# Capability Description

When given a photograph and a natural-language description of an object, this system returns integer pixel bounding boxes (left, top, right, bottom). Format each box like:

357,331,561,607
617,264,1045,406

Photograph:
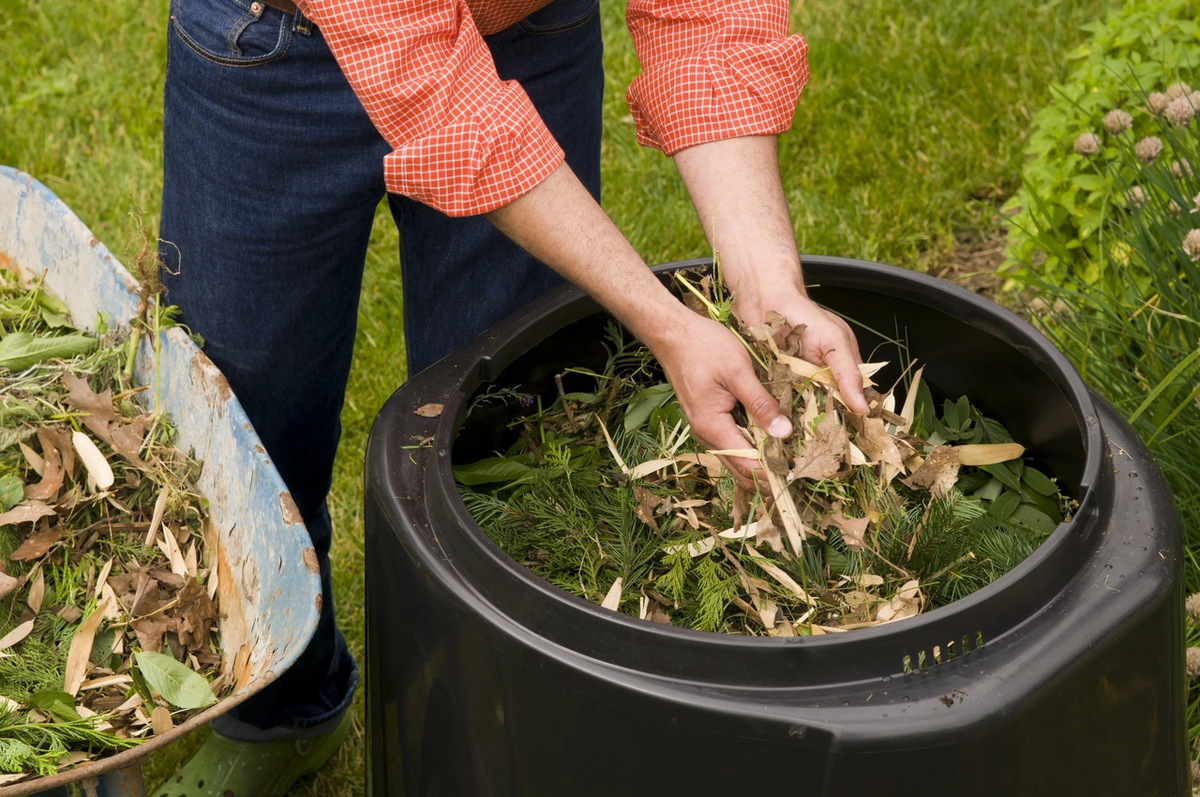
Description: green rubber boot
153,710,351,797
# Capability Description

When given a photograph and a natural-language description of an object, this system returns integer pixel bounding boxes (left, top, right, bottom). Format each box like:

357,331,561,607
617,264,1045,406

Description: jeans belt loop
257,0,313,35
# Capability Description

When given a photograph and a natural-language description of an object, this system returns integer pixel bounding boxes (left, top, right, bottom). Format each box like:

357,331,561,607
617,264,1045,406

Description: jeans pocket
171,0,292,66
518,0,599,34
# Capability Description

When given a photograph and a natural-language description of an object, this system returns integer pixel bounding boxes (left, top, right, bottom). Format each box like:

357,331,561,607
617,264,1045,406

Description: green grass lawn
0,0,1112,793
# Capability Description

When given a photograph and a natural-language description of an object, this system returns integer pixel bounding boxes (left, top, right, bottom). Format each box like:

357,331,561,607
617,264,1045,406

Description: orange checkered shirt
297,0,808,216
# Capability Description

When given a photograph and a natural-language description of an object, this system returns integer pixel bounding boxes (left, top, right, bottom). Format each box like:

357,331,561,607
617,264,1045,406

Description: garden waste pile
0,270,224,783
458,270,1074,641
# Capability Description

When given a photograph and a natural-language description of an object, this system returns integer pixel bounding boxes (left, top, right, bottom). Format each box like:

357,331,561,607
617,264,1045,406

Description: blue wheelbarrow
0,167,322,796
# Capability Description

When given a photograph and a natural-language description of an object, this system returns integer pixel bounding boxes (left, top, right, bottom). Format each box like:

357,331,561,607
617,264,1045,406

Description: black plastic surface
364,257,1186,796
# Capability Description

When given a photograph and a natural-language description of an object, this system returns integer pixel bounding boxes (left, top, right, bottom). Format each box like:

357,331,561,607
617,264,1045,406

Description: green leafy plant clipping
0,331,95,372
134,651,217,710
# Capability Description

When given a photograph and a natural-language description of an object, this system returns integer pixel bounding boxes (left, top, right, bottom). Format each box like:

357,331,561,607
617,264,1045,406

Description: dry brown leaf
108,414,149,465
0,500,57,529
80,674,133,691
0,619,35,651
953,443,1026,466
821,512,871,551
600,577,623,611
664,521,759,557
174,578,218,651
766,359,793,418
767,618,797,637
73,431,114,492
875,580,923,624
62,373,148,467
0,572,17,601
902,445,961,498
746,546,814,605
754,514,785,554
41,424,76,482
18,441,44,476
628,458,674,480
744,310,790,344
185,540,198,578
791,413,849,481
27,566,44,614
64,596,111,696
151,705,174,737
414,402,444,418
159,525,188,578
92,559,114,604
132,616,172,653
761,436,790,476
853,416,907,472
754,597,780,629
596,416,629,476
144,486,170,547
24,428,65,501
9,523,62,560
631,486,662,534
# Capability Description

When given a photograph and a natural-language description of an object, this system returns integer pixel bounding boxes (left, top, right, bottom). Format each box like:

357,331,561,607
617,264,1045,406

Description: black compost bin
364,257,1186,797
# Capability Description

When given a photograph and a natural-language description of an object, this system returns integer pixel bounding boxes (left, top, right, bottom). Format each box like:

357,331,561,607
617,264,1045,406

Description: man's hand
673,135,869,418
653,311,795,488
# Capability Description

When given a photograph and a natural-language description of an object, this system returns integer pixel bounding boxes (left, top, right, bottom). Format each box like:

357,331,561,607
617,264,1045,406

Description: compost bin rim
414,256,1104,674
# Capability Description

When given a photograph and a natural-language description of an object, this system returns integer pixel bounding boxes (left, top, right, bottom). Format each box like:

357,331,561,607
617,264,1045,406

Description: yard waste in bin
365,256,1186,797
0,167,322,795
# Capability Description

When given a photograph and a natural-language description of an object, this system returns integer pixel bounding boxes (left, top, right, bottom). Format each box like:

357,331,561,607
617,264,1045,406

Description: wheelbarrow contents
0,272,226,783
457,269,1076,638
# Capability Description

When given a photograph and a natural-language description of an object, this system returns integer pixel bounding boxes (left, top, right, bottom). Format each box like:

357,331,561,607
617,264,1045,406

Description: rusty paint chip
279,492,303,525
302,548,319,574
414,403,444,418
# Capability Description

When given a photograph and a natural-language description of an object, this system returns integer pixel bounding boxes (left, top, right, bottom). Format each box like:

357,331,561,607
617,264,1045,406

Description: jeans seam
518,0,598,35
226,8,261,56
171,11,292,67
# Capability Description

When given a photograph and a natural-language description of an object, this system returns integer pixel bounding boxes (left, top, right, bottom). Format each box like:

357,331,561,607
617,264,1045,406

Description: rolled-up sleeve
300,0,564,216
625,0,808,155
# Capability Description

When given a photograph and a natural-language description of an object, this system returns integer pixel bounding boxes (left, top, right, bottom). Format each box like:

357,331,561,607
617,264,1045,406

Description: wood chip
414,403,444,418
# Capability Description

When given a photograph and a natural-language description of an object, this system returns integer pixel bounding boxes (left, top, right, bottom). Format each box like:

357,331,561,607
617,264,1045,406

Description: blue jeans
158,0,602,737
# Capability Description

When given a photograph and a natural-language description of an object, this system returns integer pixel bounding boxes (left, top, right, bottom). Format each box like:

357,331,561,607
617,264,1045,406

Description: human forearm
484,163,690,352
